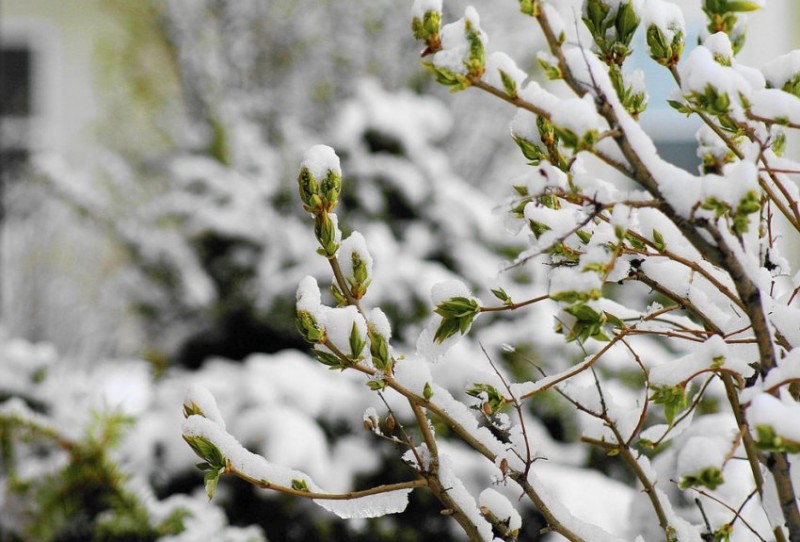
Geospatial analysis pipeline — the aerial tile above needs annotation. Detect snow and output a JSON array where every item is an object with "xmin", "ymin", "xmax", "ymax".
[
  {"xmin": 701, "ymin": 160, "xmax": 759, "ymax": 207},
  {"xmin": 484, "ymin": 52, "xmax": 527, "ymax": 92},
  {"xmin": 296, "ymin": 275, "xmax": 323, "ymax": 316},
  {"xmin": 548, "ymin": 267, "xmax": 603, "ymax": 298},
  {"xmin": 317, "ymin": 305, "xmax": 367, "ymax": 357},
  {"xmin": 750, "ymin": 88, "xmax": 800, "ymax": 124},
  {"xmin": 184, "ymin": 384, "xmax": 226, "ymax": 429},
  {"xmin": 367, "ymin": 307, "xmax": 392, "ymax": 338},
  {"xmin": 436, "ymin": 453, "xmax": 494, "ymax": 541},
  {"xmin": 748, "ymin": 392, "xmax": 800, "ymax": 443},
  {"xmin": 762, "ymin": 49, "xmax": 800, "ymax": 89},
  {"xmin": 411, "ymin": 0, "xmax": 442, "ymax": 20},
  {"xmin": 703, "ymin": 32, "xmax": 733, "ymax": 64},
  {"xmin": 314, "ymin": 488, "xmax": 413, "ymax": 519},
  {"xmin": 393, "ymin": 355, "xmax": 434, "ymax": 396},
  {"xmin": 301, "ymin": 144, "xmax": 341, "ymax": 181},
  {"xmin": 432, "ymin": 7, "xmax": 487, "ymax": 75},
  {"xmin": 641, "ymin": 0, "xmax": 685, "ymax": 43},
  {"xmin": 679, "ymin": 46, "xmax": 753, "ymax": 103},
  {"xmin": 338, "ymin": 231, "xmax": 374, "ymax": 284},
  {"xmin": 431, "ymin": 279, "xmax": 473, "ymax": 306},
  {"xmin": 676, "ymin": 436, "xmax": 728, "ymax": 479},
  {"xmin": 649, "ymin": 334, "xmax": 756, "ymax": 387},
  {"xmin": 183, "ymin": 412, "xmax": 411, "ymax": 519},
  {"xmin": 518, "ymin": 80, "xmax": 560, "ymax": 112},
  {"xmin": 478, "ymin": 488, "xmax": 522, "ymax": 531},
  {"xmin": 550, "ymin": 95, "xmax": 604, "ymax": 137}
]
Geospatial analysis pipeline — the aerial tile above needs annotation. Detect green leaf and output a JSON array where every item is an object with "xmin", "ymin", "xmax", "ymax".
[
  {"xmin": 679, "ymin": 467, "xmax": 724, "ymax": 490},
  {"xmin": 491, "ymin": 287, "xmax": 511, "ymax": 304},
  {"xmin": 423, "ymin": 382, "xmax": 434, "ymax": 401},
  {"xmin": 203, "ymin": 467, "xmax": 223, "ymax": 500},
  {"xmin": 184, "ymin": 435, "xmax": 226, "ymax": 469},
  {"xmin": 726, "ymin": 1, "xmax": 764, "ymax": 11},
  {"xmin": 650, "ymin": 385, "xmax": 688, "ymax": 425},
  {"xmin": 366, "ymin": 379, "xmax": 387, "ymax": 391},
  {"xmin": 349, "ymin": 322, "xmax": 366, "ymax": 359},
  {"xmin": 313, "ymin": 350, "xmax": 345, "ymax": 369},
  {"xmin": 466, "ymin": 383, "xmax": 506, "ymax": 413},
  {"xmin": 652, "ymin": 229, "xmax": 666, "ymax": 251},
  {"xmin": 499, "ymin": 69, "xmax": 518, "ymax": 97},
  {"xmin": 291, "ymin": 479, "xmax": 310, "ymax": 492}
]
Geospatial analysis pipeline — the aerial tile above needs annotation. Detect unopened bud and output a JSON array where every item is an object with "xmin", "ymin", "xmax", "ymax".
[{"xmin": 385, "ymin": 413, "xmax": 397, "ymax": 433}]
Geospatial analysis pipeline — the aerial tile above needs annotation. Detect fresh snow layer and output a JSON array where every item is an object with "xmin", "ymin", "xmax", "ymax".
[
  {"xmin": 411, "ymin": 0, "xmax": 442, "ymax": 19},
  {"xmin": 301, "ymin": 144, "xmax": 341, "ymax": 180},
  {"xmin": 484, "ymin": 52, "xmax": 527, "ymax": 92}
]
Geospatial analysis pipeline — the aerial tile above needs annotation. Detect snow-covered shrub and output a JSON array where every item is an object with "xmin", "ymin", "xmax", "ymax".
[
  {"xmin": 36, "ymin": 0, "xmax": 525, "ymax": 367},
  {"xmin": 183, "ymin": 1, "xmax": 800, "ymax": 541}
]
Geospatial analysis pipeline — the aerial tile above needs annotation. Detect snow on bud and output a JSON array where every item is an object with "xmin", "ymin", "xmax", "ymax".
[
  {"xmin": 549, "ymin": 267, "xmax": 603, "ymax": 303},
  {"xmin": 641, "ymin": 0, "xmax": 685, "ymax": 66},
  {"xmin": 183, "ymin": 384, "xmax": 226, "ymax": 430},
  {"xmin": 542, "ymin": 4, "xmax": 566, "ymax": 44},
  {"xmin": 431, "ymin": 6, "xmax": 487, "ymax": 79},
  {"xmin": 298, "ymin": 145, "xmax": 341, "ymax": 213},
  {"xmin": 679, "ymin": 46, "xmax": 753, "ymax": 114},
  {"xmin": 417, "ymin": 281, "xmax": 480, "ymax": 361},
  {"xmin": 484, "ymin": 52, "xmax": 527, "ymax": 97},
  {"xmin": 321, "ymin": 305, "xmax": 368, "ymax": 360},
  {"xmin": 478, "ymin": 488, "xmax": 522, "ymax": 534},
  {"xmin": 703, "ymin": 32, "xmax": 734, "ymax": 65},
  {"xmin": 762, "ymin": 50, "xmax": 800, "ymax": 96},
  {"xmin": 582, "ymin": 0, "xmax": 641, "ymax": 64},
  {"xmin": 296, "ymin": 276, "xmax": 326, "ymax": 343},
  {"xmin": 339, "ymin": 231, "xmax": 373, "ymax": 299},
  {"xmin": 411, "ymin": 0, "xmax": 442, "ymax": 20},
  {"xmin": 394, "ymin": 354, "xmax": 434, "ymax": 396},
  {"xmin": 749, "ymin": 392, "xmax": 800, "ymax": 453},
  {"xmin": 550, "ymin": 95, "xmax": 603, "ymax": 149},
  {"xmin": 368, "ymin": 308, "xmax": 392, "ymax": 372},
  {"xmin": 363, "ymin": 407, "xmax": 380, "ymax": 433},
  {"xmin": 314, "ymin": 211, "xmax": 342, "ymax": 257},
  {"xmin": 677, "ymin": 436, "xmax": 727, "ymax": 490}
]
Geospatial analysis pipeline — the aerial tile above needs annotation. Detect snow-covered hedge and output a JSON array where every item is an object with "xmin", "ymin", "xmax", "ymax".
[{"xmin": 182, "ymin": 1, "xmax": 800, "ymax": 541}]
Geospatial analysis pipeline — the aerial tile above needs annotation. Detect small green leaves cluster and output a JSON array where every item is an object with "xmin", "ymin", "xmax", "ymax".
[
  {"xmin": 433, "ymin": 296, "xmax": 481, "ymax": 343},
  {"xmin": 557, "ymin": 302, "xmax": 623, "ymax": 343},
  {"xmin": 512, "ymin": 117, "xmax": 565, "ymax": 168},
  {"xmin": 582, "ymin": 0, "xmax": 640, "ymax": 67},
  {"xmin": 536, "ymin": 54, "xmax": 562, "ymax": 81},
  {"xmin": 651, "ymin": 384, "xmax": 688, "ymax": 425},
  {"xmin": 466, "ymin": 383, "xmax": 506, "ymax": 415},
  {"xmin": 297, "ymin": 162, "xmax": 342, "ymax": 258},
  {"xmin": 679, "ymin": 467, "xmax": 725, "ymax": 490},
  {"xmin": 368, "ymin": 326, "xmax": 391, "ymax": 373},
  {"xmin": 296, "ymin": 310, "xmax": 325, "ymax": 344},
  {"xmin": 701, "ymin": 189, "xmax": 760, "ymax": 235},
  {"xmin": 298, "ymin": 165, "xmax": 341, "ymax": 216},
  {"xmin": 412, "ymin": 7, "xmax": 441, "ymax": 52},
  {"xmin": 609, "ymin": 68, "xmax": 647, "ymax": 119},
  {"xmin": 183, "ymin": 434, "xmax": 226, "ymax": 499},
  {"xmin": 754, "ymin": 425, "xmax": 800, "ymax": 454},
  {"xmin": 777, "ymin": 75, "xmax": 800, "ymax": 99},
  {"xmin": 464, "ymin": 17, "xmax": 486, "ymax": 79},
  {"xmin": 418, "ymin": 10, "xmax": 485, "ymax": 93},
  {"xmin": 645, "ymin": 25, "xmax": 684, "ymax": 67},
  {"xmin": 517, "ymin": 0, "xmax": 541, "ymax": 17},
  {"xmin": 553, "ymin": 124, "xmax": 598, "ymax": 152},
  {"xmin": 702, "ymin": 0, "xmax": 763, "ymax": 54},
  {"xmin": 347, "ymin": 252, "xmax": 371, "ymax": 299}
]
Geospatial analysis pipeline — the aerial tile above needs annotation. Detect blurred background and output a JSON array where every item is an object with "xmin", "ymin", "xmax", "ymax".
[{"xmin": 0, "ymin": 1, "xmax": 797, "ymax": 541}]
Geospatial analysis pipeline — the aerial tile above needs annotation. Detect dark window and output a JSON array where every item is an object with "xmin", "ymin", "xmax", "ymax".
[{"xmin": 0, "ymin": 46, "xmax": 33, "ymax": 178}]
